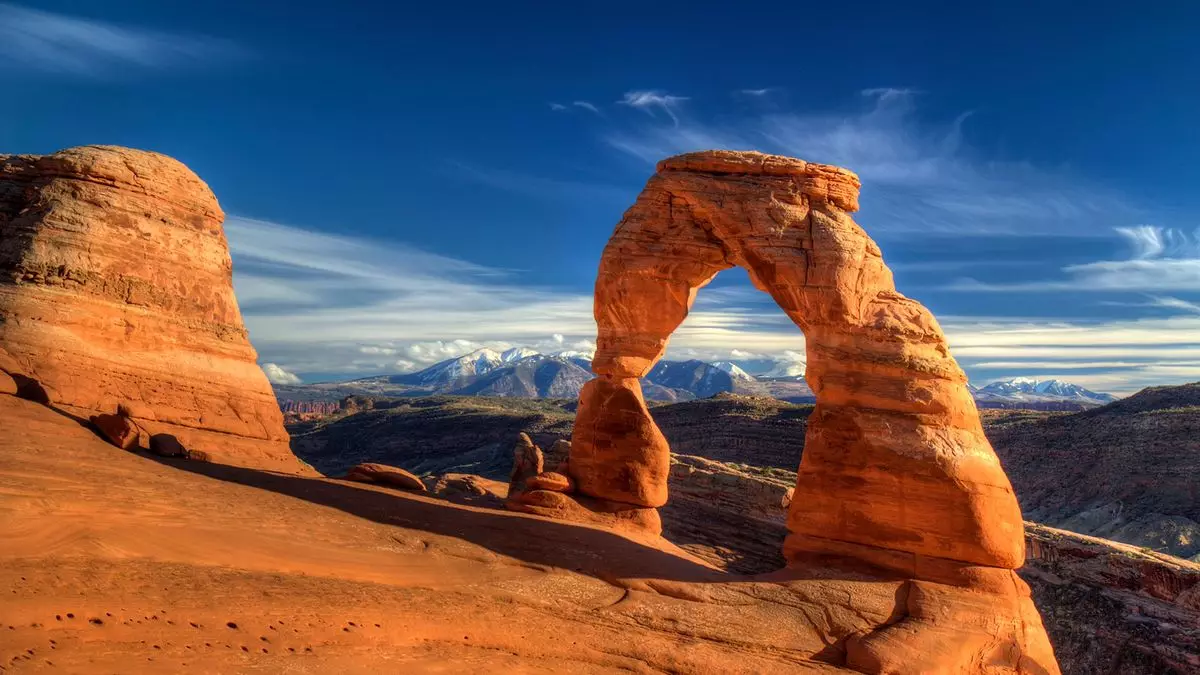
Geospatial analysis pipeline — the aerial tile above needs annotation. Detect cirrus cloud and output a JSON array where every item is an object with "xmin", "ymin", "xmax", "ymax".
[{"xmin": 0, "ymin": 3, "xmax": 246, "ymax": 77}]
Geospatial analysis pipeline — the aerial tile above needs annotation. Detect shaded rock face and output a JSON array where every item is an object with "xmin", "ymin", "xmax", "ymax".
[
  {"xmin": 0, "ymin": 146, "xmax": 306, "ymax": 474},
  {"xmin": 1023, "ymin": 523, "xmax": 1200, "ymax": 673},
  {"xmin": 563, "ymin": 150, "xmax": 1054, "ymax": 672}
]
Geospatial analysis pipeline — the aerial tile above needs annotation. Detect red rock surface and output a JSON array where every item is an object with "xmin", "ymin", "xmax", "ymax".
[
  {"xmin": 569, "ymin": 377, "xmax": 670, "ymax": 506},
  {"xmin": 90, "ymin": 413, "xmax": 140, "ymax": 451},
  {"xmin": 507, "ymin": 432, "xmax": 544, "ymax": 499},
  {"xmin": 0, "ymin": 146, "xmax": 307, "ymax": 474},
  {"xmin": 3, "ymin": 392, "xmax": 1062, "ymax": 673},
  {"xmin": 509, "ymin": 488, "xmax": 663, "ymax": 535},
  {"xmin": 344, "ymin": 462, "xmax": 427, "ymax": 492},
  {"xmin": 526, "ymin": 471, "xmax": 573, "ymax": 492},
  {"xmin": 0, "ymin": 344, "xmax": 21, "ymax": 376},
  {"xmin": 555, "ymin": 149, "xmax": 1056, "ymax": 672}
]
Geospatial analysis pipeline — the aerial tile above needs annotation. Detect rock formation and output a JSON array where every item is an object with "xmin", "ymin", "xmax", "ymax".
[
  {"xmin": 506, "ymin": 432, "xmax": 544, "ymax": 499},
  {"xmin": 519, "ymin": 150, "xmax": 1057, "ymax": 672},
  {"xmin": 526, "ymin": 471, "xmax": 572, "ymax": 492},
  {"xmin": 1024, "ymin": 522, "xmax": 1200, "ymax": 673},
  {"xmin": 343, "ymin": 462, "xmax": 427, "ymax": 492},
  {"xmin": 0, "ymin": 146, "xmax": 307, "ymax": 474},
  {"xmin": 91, "ymin": 412, "xmax": 140, "ymax": 451}
]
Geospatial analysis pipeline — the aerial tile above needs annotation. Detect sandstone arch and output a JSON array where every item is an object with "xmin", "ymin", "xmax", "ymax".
[{"xmin": 559, "ymin": 150, "xmax": 1026, "ymax": 575}]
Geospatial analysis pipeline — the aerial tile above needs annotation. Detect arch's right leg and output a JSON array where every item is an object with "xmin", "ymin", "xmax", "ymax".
[{"xmin": 569, "ymin": 179, "xmax": 732, "ymax": 509}]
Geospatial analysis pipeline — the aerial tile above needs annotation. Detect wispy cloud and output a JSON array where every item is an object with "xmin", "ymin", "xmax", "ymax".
[
  {"xmin": 618, "ymin": 90, "xmax": 689, "ymax": 126},
  {"xmin": 860, "ymin": 87, "xmax": 923, "ymax": 101},
  {"xmin": 600, "ymin": 88, "xmax": 1142, "ymax": 238},
  {"xmin": 550, "ymin": 101, "xmax": 602, "ymax": 115},
  {"xmin": 443, "ymin": 160, "xmax": 631, "ymax": 202},
  {"xmin": 1116, "ymin": 225, "xmax": 1200, "ymax": 259},
  {"xmin": 0, "ymin": 3, "xmax": 245, "ymax": 77},
  {"xmin": 226, "ymin": 216, "xmax": 1200, "ymax": 393},
  {"xmin": 938, "ymin": 314, "xmax": 1200, "ymax": 394},
  {"xmin": 1146, "ymin": 296, "xmax": 1200, "ymax": 314},
  {"xmin": 952, "ymin": 226, "xmax": 1200, "ymax": 292},
  {"xmin": 737, "ymin": 88, "xmax": 775, "ymax": 97},
  {"xmin": 227, "ymin": 217, "xmax": 789, "ymax": 377}
]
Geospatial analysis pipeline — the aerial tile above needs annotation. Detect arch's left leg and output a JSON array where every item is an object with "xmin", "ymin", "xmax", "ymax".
[{"xmin": 570, "ymin": 178, "xmax": 732, "ymax": 510}]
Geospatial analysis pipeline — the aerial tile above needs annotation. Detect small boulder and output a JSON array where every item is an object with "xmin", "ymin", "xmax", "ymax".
[
  {"xmin": 344, "ymin": 463, "xmax": 427, "ymax": 492},
  {"xmin": 149, "ymin": 433, "xmax": 187, "ymax": 458},
  {"xmin": 186, "ymin": 449, "xmax": 212, "ymax": 462},
  {"xmin": 428, "ymin": 473, "xmax": 507, "ymax": 507},
  {"xmin": 0, "ymin": 345, "xmax": 23, "ymax": 376},
  {"xmin": 0, "ymin": 371, "xmax": 16, "ymax": 396},
  {"xmin": 526, "ymin": 471, "xmax": 573, "ymax": 493},
  {"xmin": 507, "ymin": 432, "xmax": 544, "ymax": 499},
  {"xmin": 90, "ymin": 413, "xmax": 140, "ymax": 450},
  {"xmin": 545, "ymin": 438, "xmax": 572, "ymax": 467}
]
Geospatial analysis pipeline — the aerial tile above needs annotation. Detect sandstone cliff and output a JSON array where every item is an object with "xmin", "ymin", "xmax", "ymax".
[{"xmin": 0, "ymin": 145, "xmax": 307, "ymax": 473}]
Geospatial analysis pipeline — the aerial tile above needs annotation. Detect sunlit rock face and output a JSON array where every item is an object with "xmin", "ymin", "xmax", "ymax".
[
  {"xmin": 549, "ymin": 149, "xmax": 1058, "ymax": 673},
  {"xmin": 0, "ymin": 145, "xmax": 308, "ymax": 474}
]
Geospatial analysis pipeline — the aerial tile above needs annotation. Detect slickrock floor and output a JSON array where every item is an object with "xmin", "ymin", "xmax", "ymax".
[{"xmin": 0, "ymin": 394, "xmax": 923, "ymax": 674}]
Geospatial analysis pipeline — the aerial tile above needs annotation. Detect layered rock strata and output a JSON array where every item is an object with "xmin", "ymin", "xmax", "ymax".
[
  {"xmin": 535, "ymin": 149, "xmax": 1057, "ymax": 672},
  {"xmin": 0, "ymin": 145, "xmax": 307, "ymax": 474}
]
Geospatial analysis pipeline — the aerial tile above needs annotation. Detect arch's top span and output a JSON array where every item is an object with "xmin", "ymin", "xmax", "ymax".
[{"xmin": 656, "ymin": 150, "xmax": 862, "ymax": 211}]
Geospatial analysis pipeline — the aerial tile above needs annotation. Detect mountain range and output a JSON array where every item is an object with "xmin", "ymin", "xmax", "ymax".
[
  {"xmin": 274, "ymin": 347, "xmax": 1118, "ymax": 409},
  {"xmin": 971, "ymin": 377, "xmax": 1117, "ymax": 406}
]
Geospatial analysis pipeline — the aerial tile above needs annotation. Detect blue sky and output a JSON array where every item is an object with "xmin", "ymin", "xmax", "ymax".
[{"xmin": 3, "ymin": 1, "xmax": 1200, "ymax": 393}]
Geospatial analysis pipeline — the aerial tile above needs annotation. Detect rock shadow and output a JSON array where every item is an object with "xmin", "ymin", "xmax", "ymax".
[
  {"xmin": 10, "ymin": 374, "xmax": 92, "ymax": 428},
  {"xmin": 144, "ymin": 454, "xmax": 731, "ymax": 585}
]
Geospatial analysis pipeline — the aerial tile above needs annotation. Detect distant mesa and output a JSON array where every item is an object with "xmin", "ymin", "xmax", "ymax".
[{"xmin": 0, "ymin": 145, "xmax": 309, "ymax": 474}]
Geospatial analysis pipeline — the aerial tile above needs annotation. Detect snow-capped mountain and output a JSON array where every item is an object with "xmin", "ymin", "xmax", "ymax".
[
  {"xmin": 976, "ymin": 377, "xmax": 1117, "ymax": 405},
  {"xmin": 389, "ymin": 348, "xmax": 507, "ymax": 387},
  {"xmin": 709, "ymin": 361, "xmax": 755, "ymax": 381},
  {"xmin": 552, "ymin": 350, "xmax": 594, "ymax": 370},
  {"xmin": 500, "ymin": 347, "xmax": 540, "ymax": 363},
  {"xmin": 281, "ymin": 347, "xmax": 1119, "ymax": 411},
  {"xmin": 645, "ymin": 360, "xmax": 767, "ymax": 399},
  {"xmin": 453, "ymin": 354, "xmax": 592, "ymax": 398},
  {"xmin": 745, "ymin": 358, "xmax": 807, "ymax": 379}
]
